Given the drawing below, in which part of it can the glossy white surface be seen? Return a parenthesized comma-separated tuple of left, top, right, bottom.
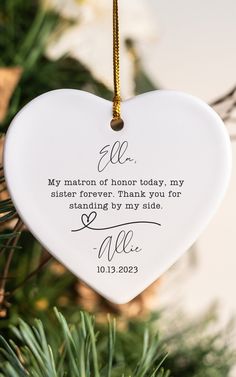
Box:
(3, 89, 231, 303)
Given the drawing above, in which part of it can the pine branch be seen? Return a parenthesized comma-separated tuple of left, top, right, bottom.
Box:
(0, 219, 23, 317)
(7, 254, 52, 298)
(0, 309, 168, 377)
(1, 308, 234, 376)
(210, 86, 236, 126)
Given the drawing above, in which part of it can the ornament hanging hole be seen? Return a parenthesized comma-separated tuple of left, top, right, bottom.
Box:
(110, 118, 124, 131)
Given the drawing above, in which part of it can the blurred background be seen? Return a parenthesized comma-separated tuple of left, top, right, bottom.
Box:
(0, 1, 236, 376)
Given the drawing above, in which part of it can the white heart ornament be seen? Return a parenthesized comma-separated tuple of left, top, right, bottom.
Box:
(4, 89, 231, 304)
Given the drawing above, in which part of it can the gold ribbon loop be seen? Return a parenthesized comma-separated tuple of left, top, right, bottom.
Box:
(111, 0, 123, 130)
(112, 95, 121, 120)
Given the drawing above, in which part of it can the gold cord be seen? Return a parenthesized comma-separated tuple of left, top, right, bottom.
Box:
(111, 0, 123, 129)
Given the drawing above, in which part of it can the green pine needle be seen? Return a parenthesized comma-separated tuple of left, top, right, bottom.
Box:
(0, 309, 168, 377)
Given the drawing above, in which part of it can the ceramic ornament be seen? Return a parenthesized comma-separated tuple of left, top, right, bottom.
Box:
(3, 89, 231, 303)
